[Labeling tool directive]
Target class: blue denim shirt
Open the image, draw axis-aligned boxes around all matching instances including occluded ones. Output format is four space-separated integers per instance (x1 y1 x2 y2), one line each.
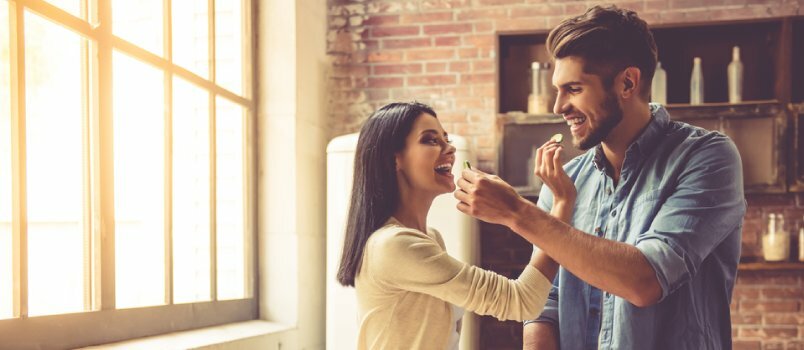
533 104 746 350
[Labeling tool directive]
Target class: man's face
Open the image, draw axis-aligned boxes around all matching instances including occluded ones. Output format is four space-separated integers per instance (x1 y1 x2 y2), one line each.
552 57 623 150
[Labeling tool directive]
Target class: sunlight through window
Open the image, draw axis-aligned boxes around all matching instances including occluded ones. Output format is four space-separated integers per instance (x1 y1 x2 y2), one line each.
215 0 243 96
112 0 162 56
113 51 165 309
0 0 13 320
43 0 81 19
2 0 254 343
216 97 245 300
172 77 210 304
24 10 86 317
172 0 208 79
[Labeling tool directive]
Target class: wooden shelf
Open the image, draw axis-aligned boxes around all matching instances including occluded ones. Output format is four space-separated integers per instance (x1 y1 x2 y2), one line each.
664 100 779 109
738 261 804 271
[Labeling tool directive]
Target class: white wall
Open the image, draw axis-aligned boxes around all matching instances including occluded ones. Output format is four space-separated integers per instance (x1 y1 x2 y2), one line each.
232 0 329 348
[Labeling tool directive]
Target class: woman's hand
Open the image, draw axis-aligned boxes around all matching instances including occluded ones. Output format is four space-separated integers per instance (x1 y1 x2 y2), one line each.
533 140 576 208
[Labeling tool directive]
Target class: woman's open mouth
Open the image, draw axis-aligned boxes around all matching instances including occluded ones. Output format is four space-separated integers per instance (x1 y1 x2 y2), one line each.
435 163 453 178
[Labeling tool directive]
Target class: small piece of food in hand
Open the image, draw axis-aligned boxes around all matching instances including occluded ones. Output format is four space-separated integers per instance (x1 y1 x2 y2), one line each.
550 133 564 143
464 160 472 170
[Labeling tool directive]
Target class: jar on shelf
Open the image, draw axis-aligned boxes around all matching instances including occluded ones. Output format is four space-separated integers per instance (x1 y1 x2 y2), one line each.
528 62 553 114
762 213 790 262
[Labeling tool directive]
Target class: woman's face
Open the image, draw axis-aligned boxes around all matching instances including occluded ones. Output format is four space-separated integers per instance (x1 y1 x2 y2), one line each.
395 113 456 197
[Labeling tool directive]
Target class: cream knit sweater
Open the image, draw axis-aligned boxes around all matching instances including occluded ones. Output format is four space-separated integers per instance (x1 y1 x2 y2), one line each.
354 218 552 350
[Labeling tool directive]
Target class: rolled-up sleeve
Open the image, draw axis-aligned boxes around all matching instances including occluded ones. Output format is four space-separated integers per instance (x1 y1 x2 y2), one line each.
532 276 559 326
635 135 746 301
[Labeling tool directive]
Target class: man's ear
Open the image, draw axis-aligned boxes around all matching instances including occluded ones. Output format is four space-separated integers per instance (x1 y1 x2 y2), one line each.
620 67 642 99
395 153 402 171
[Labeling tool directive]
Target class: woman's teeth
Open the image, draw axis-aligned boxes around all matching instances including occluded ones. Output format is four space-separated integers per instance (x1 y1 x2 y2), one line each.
566 116 586 126
435 164 452 174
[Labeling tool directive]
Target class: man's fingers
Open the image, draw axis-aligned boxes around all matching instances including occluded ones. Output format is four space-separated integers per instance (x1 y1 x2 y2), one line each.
552 145 563 173
541 144 559 175
457 177 474 192
456 201 471 215
453 188 470 203
461 168 483 184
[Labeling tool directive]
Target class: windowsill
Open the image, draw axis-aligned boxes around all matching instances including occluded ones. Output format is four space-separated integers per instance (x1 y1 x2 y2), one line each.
78 320 294 350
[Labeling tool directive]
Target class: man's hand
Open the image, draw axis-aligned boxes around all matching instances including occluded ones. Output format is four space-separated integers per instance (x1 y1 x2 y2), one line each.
454 168 529 226
533 140 576 206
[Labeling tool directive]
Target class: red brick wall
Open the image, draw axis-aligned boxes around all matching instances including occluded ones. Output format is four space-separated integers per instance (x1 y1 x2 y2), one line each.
735 194 804 350
327 0 804 348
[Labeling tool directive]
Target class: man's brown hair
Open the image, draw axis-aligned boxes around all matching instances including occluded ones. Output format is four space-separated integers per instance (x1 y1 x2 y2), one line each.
546 5 658 100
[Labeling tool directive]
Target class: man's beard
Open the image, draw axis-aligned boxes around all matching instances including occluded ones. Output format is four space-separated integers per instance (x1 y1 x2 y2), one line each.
576 91 624 151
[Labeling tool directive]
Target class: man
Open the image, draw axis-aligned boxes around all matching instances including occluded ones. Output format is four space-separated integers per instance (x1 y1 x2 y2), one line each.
455 5 746 350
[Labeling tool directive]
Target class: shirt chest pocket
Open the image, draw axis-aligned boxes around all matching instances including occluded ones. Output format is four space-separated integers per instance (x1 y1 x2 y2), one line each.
571 203 598 233
618 189 663 243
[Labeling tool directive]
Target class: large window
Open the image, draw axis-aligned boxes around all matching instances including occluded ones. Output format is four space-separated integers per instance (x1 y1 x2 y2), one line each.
0 0 255 347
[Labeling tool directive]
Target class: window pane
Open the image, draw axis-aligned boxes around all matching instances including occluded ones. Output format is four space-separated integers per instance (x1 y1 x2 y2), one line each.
173 77 210 303
113 51 165 308
44 0 82 19
112 0 163 56
172 0 208 78
24 11 86 316
215 0 243 95
215 97 245 300
0 0 12 320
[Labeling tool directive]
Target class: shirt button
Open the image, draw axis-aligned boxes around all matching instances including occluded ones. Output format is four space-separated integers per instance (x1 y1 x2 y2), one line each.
606 188 612 195
590 309 599 316
611 210 617 217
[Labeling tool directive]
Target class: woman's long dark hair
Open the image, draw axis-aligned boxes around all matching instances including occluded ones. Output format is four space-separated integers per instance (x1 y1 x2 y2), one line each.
336 102 437 287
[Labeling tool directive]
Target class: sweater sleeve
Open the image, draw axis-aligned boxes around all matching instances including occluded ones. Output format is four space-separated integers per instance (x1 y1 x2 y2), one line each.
368 227 551 322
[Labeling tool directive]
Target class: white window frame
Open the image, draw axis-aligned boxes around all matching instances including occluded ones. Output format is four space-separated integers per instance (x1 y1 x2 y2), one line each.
0 0 257 348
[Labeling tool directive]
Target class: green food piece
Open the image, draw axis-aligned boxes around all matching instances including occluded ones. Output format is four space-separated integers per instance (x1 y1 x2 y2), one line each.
463 160 472 170
550 133 564 143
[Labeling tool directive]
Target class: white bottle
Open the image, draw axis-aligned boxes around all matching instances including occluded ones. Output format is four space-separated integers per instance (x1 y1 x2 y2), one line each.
799 225 804 262
651 62 667 105
690 57 704 105
799 215 804 262
728 46 743 103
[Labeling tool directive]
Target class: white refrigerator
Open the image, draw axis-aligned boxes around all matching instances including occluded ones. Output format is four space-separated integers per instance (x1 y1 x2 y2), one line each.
326 133 479 350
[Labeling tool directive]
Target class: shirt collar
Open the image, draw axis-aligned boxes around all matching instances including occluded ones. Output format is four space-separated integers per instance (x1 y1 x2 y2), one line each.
592 103 670 171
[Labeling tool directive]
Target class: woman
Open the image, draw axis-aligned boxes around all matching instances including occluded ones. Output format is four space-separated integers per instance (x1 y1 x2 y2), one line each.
337 102 575 349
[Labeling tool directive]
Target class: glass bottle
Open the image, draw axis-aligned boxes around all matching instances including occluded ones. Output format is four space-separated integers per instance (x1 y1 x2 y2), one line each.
728 46 743 103
799 216 804 262
762 213 790 262
651 61 667 105
528 62 552 114
690 57 704 105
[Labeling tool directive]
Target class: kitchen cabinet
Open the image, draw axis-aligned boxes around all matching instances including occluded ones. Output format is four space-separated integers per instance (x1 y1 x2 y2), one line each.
667 102 788 193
